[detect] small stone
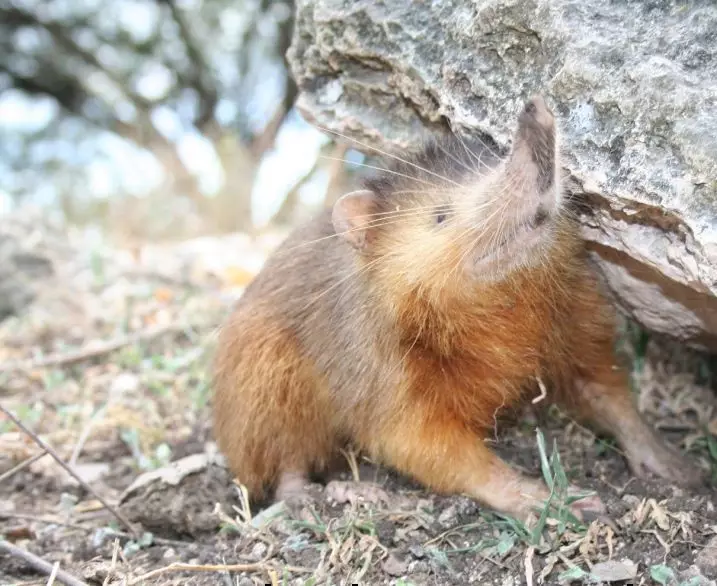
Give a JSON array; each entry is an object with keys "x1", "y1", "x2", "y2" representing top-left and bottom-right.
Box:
[
  {"x1": 408, "y1": 560, "x2": 430, "y2": 574},
  {"x1": 249, "y1": 542, "x2": 268, "y2": 561},
  {"x1": 695, "y1": 536, "x2": 717, "y2": 576},
  {"x1": 454, "y1": 496, "x2": 478, "y2": 517},
  {"x1": 162, "y1": 548, "x2": 176, "y2": 559},
  {"x1": 110, "y1": 372, "x2": 140, "y2": 396},
  {"x1": 409, "y1": 544, "x2": 425, "y2": 559},
  {"x1": 382, "y1": 552, "x2": 409, "y2": 577},
  {"x1": 73, "y1": 462, "x2": 110, "y2": 485},
  {"x1": 438, "y1": 505, "x2": 457, "y2": 527},
  {"x1": 621, "y1": 494, "x2": 642, "y2": 507},
  {"x1": 590, "y1": 559, "x2": 638, "y2": 582}
]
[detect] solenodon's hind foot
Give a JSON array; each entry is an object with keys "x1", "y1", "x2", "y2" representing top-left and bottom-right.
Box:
[
  {"x1": 475, "y1": 464, "x2": 606, "y2": 525},
  {"x1": 275, "y1": 470, "x2": 315, "y2": 510},
  {"x1": 622, "y1": 427, "x2": 706, "y2": 488},
  {"x1": 325, "y1": 479, "x2": 390, "y2": 507},
  {"x1": 564, "y1": 487, "x2": 607, "y2": 523},
  {"x1": 572, "y1": 381, "x2": 706, "y2": 489}
]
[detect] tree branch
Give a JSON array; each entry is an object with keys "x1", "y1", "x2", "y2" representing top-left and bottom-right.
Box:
[{"x1": 159, "y1": 0, "x2": 218, "y2": 128}]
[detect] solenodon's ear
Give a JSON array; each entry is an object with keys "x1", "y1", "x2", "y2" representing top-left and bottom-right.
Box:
[{"x1": 332, "y1": 189, "x2": 379, "y2": 252}]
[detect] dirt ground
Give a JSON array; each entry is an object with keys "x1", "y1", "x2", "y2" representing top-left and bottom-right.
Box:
[{"x1": 1, "y1": 214, "x2": 716, "y2": 586}]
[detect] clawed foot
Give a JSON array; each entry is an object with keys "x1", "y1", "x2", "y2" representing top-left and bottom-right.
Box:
[
  {"x1": 564, "y1": 486, "x2": 606, "y2": 523},
  {"x1": 325, "y1": 479, "x2": 390, "y2": 507},
  {"x1": 525, "y1": 484, "x2": 606, "y2": 524},
  {"x1": 274, "y1": 471, "x2": 319, "y2": 515},
  {"x1": 275, "y1": 473, "x2": 391, "y2": 512},
  {"x1": 499, "y1": 475, "x2": 606, "y2": 525}
]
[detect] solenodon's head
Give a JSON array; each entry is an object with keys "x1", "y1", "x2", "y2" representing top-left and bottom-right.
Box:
[{"x1": 331, "y1": 95, "x2": 566, "y2": 294}]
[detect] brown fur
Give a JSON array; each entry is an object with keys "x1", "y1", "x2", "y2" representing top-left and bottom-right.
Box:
[{"x1": 212, "y1": 97, "x2": 703, "y2": 519}]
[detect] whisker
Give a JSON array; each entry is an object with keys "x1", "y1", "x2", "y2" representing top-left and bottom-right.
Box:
[
  {"x1": 314, "y1": 124, "x2": 465, "y2": 188},
  {"x1": 433, "y1": 139, "x2": 481, "y2": 176},
  {"x1": 277, "y1": 205, "x2": 457, "y2": 253},
  {"x1": 452, "y1": 132, "x2": 495, "y2": 174},
  {"x1": 318, "y1": 157, "x2": 443, "y2": 190}
]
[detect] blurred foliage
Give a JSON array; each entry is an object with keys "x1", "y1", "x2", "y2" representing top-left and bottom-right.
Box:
[{"x1": 0, "y1": 0, "x2": 308, "y2": 238}]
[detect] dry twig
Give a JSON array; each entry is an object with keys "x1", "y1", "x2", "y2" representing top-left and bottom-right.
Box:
[
  {"x1": 102, "y1": 539, "x2": 120, "y2": 586},
  {"x1": 46, "y1": 562, "x2": 60, "y2": 585},
  {"x1": 524, "y1": 546, "x2": 535, "y2": 586},
  {"x1": 0, "y1": 451, "x2": 48, "y2": 484},
  {"x1": 0, "y1": 323, "x2": 191, "y2": 373},
  {"x1": 127, "y1": 556, "x2": 312, "y2": 585},
  {"x1": 0, "y1": 404, "x2": 138, "y2": 537},
  {"x1": 0, "y1": 539, "x2": 88, "y2": 586}
]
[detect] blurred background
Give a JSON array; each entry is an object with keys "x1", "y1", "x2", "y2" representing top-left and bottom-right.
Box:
[
  {"x1": 0, "y1": 0, "x2": 374, "y2": 512},
  {"x1": 0, "y1": 0, "x2": 365, "y2": 245}
]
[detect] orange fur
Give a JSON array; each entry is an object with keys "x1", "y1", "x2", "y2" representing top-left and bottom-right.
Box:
[
  {"x1": 211, "y1": 97, "x2": 702, "y2": 519},
  {"x1": 212, "y1": 307, "x2": 337, "y2": 500}
]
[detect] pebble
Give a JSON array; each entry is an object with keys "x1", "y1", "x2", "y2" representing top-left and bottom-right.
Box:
[
  {"x1": 382, "y1": 552, "x2": 409, "y2": 577},
  {"x1": 409, "y1": 544, "x2": 425, "y2": 559},
  {"x1": 621, "y1": 494, "x2": 641, "y2": 507},
  {"x1": 249, "y1": 542, "x2": 268, "y2": 561},
  {"x1": 408, "y1": 560, "x2": 430, "y2": 574},
  {"x1": 162, "y1": 548, "x2": 176, "y2": 560},
  {"x1": 696, "y1": 536, "x2": 717, "y2": 576},
  {"x1": 438, "y1": 505, "x2": 457, "y2": 527}
]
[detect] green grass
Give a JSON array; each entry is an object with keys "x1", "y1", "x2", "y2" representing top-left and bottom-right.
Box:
[{"x1": 490, "y1": 428, "x2": 592, "y2": 549}]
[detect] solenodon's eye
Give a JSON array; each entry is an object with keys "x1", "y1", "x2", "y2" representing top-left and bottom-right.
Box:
[{"x1": 434, "y1": 204, "x2": 450, "y2": 226}]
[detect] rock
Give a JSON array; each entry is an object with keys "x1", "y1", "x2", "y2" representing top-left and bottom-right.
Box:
[
  {"x1": 248, "y1": 542, "x2": 268, "y2": 561},
  {"x1": 696, "y1": 536, "x2": 717, "y2": 578},
  {"x1": 118, "y1": 452, "x2": 238, "y2": 537},
  {"x1": 72, "y1": 462, "x2": 111, "y2": 485},
  {"x1": 437, "y1": 505, "x2": 457, "y2": 527},
  {"x1": 382, "y1": 552, "x2": 409, "y2": 577},
  {"x1": 589, "y1": 559, "x2": 638, "y2": 582},
  {"x1": 287, "y1": 0, "x2": 717, "y2": 348}
]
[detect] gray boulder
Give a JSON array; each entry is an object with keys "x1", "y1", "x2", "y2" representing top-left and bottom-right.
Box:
[{"x1": 287, "y1": 0, "x2": 717, "y2": 349}]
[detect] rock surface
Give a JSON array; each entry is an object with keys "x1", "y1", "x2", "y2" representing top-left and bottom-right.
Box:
[{"x1": 287, "y1": 0, "x2": 717, "y2": 348}]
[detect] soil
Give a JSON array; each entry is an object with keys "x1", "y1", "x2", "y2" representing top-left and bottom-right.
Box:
[{"x1": 1, "y1": 219, "x2": 716, "y2": 586}]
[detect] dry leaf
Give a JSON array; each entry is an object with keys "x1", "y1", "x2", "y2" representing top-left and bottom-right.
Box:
[
  {"x1": 153, "y1": 287, "x2": 174, "y2": 303},
  {"x1": 633, "y1": 497, "x2": 649, "y2": 526},
  {"x1": 647, "y1": 499, "x2": 670, "y2": 531},
  {"x1": 589, "y1": 559, "x2": 638, "y2": 582},
  {"x1": 223, "y1": 266, "x2": 255, "y2": 287}
]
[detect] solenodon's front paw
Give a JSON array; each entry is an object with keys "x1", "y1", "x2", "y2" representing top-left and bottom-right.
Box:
[{"x1": 565, "y1": 486, "x2": 606, "y2": 523}]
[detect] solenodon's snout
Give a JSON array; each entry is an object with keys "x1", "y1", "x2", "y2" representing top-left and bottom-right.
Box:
[{"x1": 515, "y1": 95, "x2": 556, "y2": 193}]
